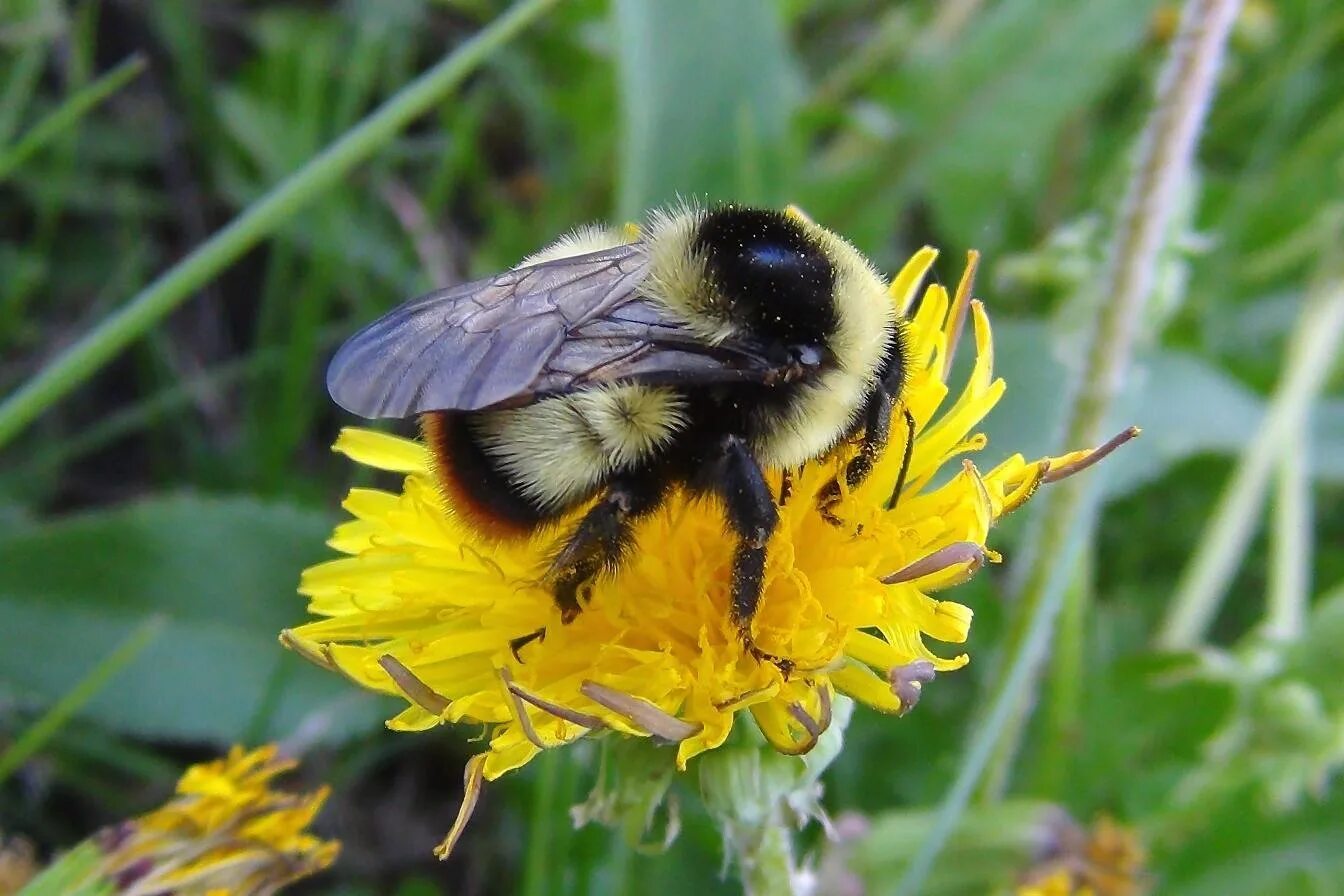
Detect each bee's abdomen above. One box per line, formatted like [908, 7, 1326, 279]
[420, 411, 552, 540]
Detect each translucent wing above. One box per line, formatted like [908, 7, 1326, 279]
[326, 243, 783, 418]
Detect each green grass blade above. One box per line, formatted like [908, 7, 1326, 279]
[1265, 429, 1311, 642]
[0, 0, 559, 451]
[0, 55, 146, 182]
[0, 616, 164, 786]
[1157, 270, 1344, 648]
[16, 841, 113, 896]
[0, 40, 48, 148]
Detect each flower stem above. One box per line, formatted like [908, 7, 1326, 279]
[0, 0, 560, 450]
[1028, 541, 1093, 794]
[741, 812, 798, 896]
[974, 0, 1243, 802]
[1156, 271, 1344, 649]
[523, 750, 563, 896]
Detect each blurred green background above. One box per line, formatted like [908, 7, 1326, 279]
[2, 0, 1343, 893]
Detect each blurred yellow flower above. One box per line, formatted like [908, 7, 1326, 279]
[0, 835, 38, 896]
[1016, 870, 1085, 896]
[93, 745, 338, 895]
[284, 248, 1134, 857]
[1016, 815, 1147, 896]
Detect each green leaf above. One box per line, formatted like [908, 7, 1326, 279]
[1283, 584, 1344, 703]
[0, 617, 162, 785]
[0, 495, 385, 744]
[1160, 790, 1344, 896]
[612, 0, 799, 218]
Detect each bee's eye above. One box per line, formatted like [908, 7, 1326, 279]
[789, 345, 824, 368]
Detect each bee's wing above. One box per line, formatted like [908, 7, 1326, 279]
[327, 243, 783, 418]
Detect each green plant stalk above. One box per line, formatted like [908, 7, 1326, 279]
[894, 485, 1102, 896]
[0, 617, 163, 786]
[973, 0, 1243, 801]
[0, 0, 559, 450]
[523, 749, 562, 896]
[742, 813, 796, 896]
[1028, 540, 1093, 794]
[1265, 431, 1310, 642]
[0, 325, 344, 486]
[1156, 276, 1344, 648]
[0, 55, 145, 181]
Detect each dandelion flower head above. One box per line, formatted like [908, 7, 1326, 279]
[93, 744, 338, 894]
[284, 240, 1133, 856]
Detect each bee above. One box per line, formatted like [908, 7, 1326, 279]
[327, 204, 914, 668]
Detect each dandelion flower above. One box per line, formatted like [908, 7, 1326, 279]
[73, 745, 338, 895]
[283, 246, 1135, 857]
[1017, 815, 1148, 896]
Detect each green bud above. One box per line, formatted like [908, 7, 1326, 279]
[571, 737, 680, 853]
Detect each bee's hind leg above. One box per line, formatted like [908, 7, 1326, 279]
[510, 476, 658, 664]
[509, 627, 547, 662]
[539, 471, 667, 627]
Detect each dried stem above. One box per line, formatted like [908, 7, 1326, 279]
[973, 0, 1244, 802]
[892, 2, 1243, 886]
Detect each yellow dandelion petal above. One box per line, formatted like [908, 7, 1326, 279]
[286, 243, 1135, 858]
[889, 245, 940, 314]
[333, 426, 428, 473]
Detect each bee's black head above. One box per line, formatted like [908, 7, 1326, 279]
[693, 206, 838, 350]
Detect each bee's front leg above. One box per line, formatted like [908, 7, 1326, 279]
[707, 435, 792, 675]
[818, 384, 894, 524]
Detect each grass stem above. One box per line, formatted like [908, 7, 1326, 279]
[1265, 431, 1311, 642]
[0, 617, 164, 786]
[1157, 273, 1344, 648]
[0, 54, 146, 181]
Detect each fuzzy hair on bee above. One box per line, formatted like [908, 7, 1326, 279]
[327, 203, 913, 669]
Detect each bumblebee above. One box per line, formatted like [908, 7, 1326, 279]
[328, 204, 912, 667]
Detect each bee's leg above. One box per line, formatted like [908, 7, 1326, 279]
[547, 473, 665, 624]
[508, 627, 546, 662]
[778, 467, 794, 506]
[709, 435, 790, 674]
[818, 383, 897, 524]
[885, 407, 917, 511]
